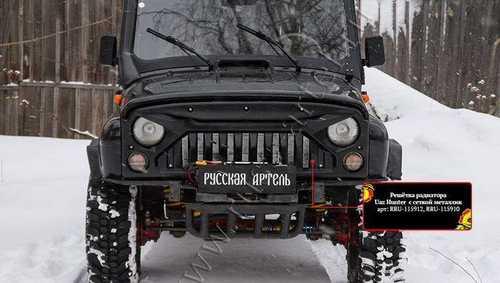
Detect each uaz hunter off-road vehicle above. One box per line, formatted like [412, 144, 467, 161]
[86, 0, 405, 282]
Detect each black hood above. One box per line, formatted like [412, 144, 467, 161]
[122, 88, 368, 120]
[141, 68, 357, 92]
[122, 68, 366, 118]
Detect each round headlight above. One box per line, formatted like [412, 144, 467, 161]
[133, 117, 165, 146]
[327, 118, 359, 146]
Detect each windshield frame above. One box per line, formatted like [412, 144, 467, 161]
[118, 0, 362, 87]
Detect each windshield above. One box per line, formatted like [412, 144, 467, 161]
[134, 0, 351, 64]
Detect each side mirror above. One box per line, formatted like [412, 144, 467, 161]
[100, 35, 118, 66]
[365, 36, 385, 67]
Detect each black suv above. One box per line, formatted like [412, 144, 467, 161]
[86, 0, 405, 282]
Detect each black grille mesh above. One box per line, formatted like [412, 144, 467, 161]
[164, 132, 335, 170]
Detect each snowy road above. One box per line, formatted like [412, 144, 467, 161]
[140, 235, 332, 283]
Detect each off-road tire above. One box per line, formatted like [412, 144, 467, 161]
[86, 181, 140, 282]
[347, 231, 406, 283]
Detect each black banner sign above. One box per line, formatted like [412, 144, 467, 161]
[196, 164, 296, 194]
[363, 182, 472, 231]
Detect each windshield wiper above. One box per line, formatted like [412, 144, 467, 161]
[146, 28, 213, 70]
[236, 23, 301, 73]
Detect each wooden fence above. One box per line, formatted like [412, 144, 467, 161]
[0, 0, 122, 139]
[0, 83, 116, 139]
[0, 0, 122, 85]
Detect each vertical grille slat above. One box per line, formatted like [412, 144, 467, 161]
[264, 133, 273, 163]
[227, 133, 234, 162]
[234, 133, 243, 162]
[272, 133, 280, 164]
[302, 136, 310, 169]
[309, 138, 318, 168]
[169, 131, 332, 169]
[249, 133, 258, 162]
[197, 133, 204, 161]
[242, 133, 250, 162]
[182, 136, 189, 167]
[287, 133, 294, 165]
[173, 139, 183, 168]
[212, 133, 220, 161]
[294, 133, 303, 168]
[279, 133, 288, 165]
[219, 133, 228, 161]
[189, 133, 197, 163]
[257, 133, 265, 162]
[204, 133, 213, 160]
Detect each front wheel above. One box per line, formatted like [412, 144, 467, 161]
[85, 181, 140, 282]
[347, 231, 406, 283]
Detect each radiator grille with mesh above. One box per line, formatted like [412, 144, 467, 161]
[163, 132, 335, 170]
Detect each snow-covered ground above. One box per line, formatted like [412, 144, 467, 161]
[1, 68, 499, 282]
[0, 137, 89, 282]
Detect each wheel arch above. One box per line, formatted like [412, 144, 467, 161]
[87, 117, 122, 182]
[368, 116, 403, 180]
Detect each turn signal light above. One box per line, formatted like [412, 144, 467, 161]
[361, 91, 370, 103]
[343, 152, 364, 172]
[114, 94, 123, 106]
[128, 153, 148, 173]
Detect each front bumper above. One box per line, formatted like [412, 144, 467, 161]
[186, 204, 306, 239]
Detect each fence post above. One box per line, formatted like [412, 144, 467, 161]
[81, 0, 89, 82]
[21, 100, 26, 136]
[12, 88, 20, 136]
[55, 11, 61, 83]
[18, 0, 24, 80]
[52, 86, 59, 137]
[39, 87, 45, 136]
[75, 88, 81, 139]
[392, 0, 397, 54]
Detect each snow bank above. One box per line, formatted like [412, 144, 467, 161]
[365, 69, 500, 283]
